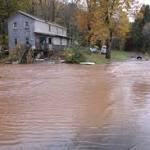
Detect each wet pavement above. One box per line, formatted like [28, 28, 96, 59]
[0, 61, 150, 150]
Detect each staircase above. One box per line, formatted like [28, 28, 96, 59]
[18, 48, 34, 64]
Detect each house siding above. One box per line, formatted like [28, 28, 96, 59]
[8, 13, 35, 50]
[34, 20, 67, 37]
[62, 39, 67, 46]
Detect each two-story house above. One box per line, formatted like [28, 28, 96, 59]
[8, 11, 68, 51]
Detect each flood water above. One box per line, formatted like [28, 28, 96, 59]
[0, 61, 150, 150]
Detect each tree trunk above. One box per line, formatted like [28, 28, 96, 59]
[1, 19, 6, 46]
[51, 0, 55, 22]
[106, 31, 112, 59]
[31, 0, 35, 15]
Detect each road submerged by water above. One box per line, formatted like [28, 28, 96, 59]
[0, 61, 150, 150]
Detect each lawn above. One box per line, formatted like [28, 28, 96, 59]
[84, 50, 131, 64]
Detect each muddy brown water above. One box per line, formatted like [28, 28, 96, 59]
[0, 61, 150, 150]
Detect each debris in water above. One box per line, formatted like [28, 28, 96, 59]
[80, 62, 95, 65]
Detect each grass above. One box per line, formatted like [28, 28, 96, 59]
[111, 50, 130, 61]
[84, 50, 131, 64]
[0, 48, 146, 64]
[85, 53, 108, 64]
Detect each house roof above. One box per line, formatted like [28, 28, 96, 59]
[34, 31, 69, 39]
[15, 10, 66, 29]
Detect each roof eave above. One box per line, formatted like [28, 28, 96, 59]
[18, 10, 66, 29]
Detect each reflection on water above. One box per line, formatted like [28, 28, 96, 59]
[0, 61, 150, 150]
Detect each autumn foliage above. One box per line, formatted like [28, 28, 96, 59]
[75, 0, 139, 58]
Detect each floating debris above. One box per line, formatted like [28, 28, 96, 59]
[80, 62, 95, 65]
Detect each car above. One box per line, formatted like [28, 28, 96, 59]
[90, 47, 97, 53]
[90, 46, 100, 53]
[101, 45, 107, 54]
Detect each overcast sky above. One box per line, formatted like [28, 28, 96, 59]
[139, 0, 150, 5]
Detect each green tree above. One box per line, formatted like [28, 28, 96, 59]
[129, 5, 150, 52]
[0, 0, 29, 47]
[0, 0, 18, 46]
[142, 23, 150, 52]
[143, 5, 150, 24]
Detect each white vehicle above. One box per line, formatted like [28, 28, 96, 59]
[90, 47, 97, 52]
[101, 45, 107, 54]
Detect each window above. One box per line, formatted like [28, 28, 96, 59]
[63, 30, 66, 36]
[60, 29, 63, 35]
[25, 22, 29, 29]
[14, 38, 17, 45]
[49, 38, 52, 44]
[49, 25, 51, 32]
[60, 39, 62, 45]
[13, 22, 17, 29]
[56, 28, 58, 34]
[26, 37, 29, 44]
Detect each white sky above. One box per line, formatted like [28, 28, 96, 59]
[139, 0, 150, 5]
[67, 0, 150, 5]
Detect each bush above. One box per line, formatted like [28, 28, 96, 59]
[0, 44, 25, 63]
[0, 50, 9, 60]
[7, 45, 22, 62]
[63, 46, 86, 63]
[0, 35, 8, 46]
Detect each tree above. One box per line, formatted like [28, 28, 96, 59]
[56, 2, 79, 44]
[130, 18, 143, 51]
[75, 0, 96, 44]
[143, 5, 150, 24]
[142, 23, 150, 52]
[75, 0, 138, 59]
[0, 0, 20, 46]
[29, 0, 60, 22]
[129, 4, 150, 52]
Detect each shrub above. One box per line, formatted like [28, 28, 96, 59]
[0, 35, 8, 46]
[0, 44, 26, 63]
[63, 47, 86, 63]
[6, 45, 23, 62]
[0, 50, 9, 60]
